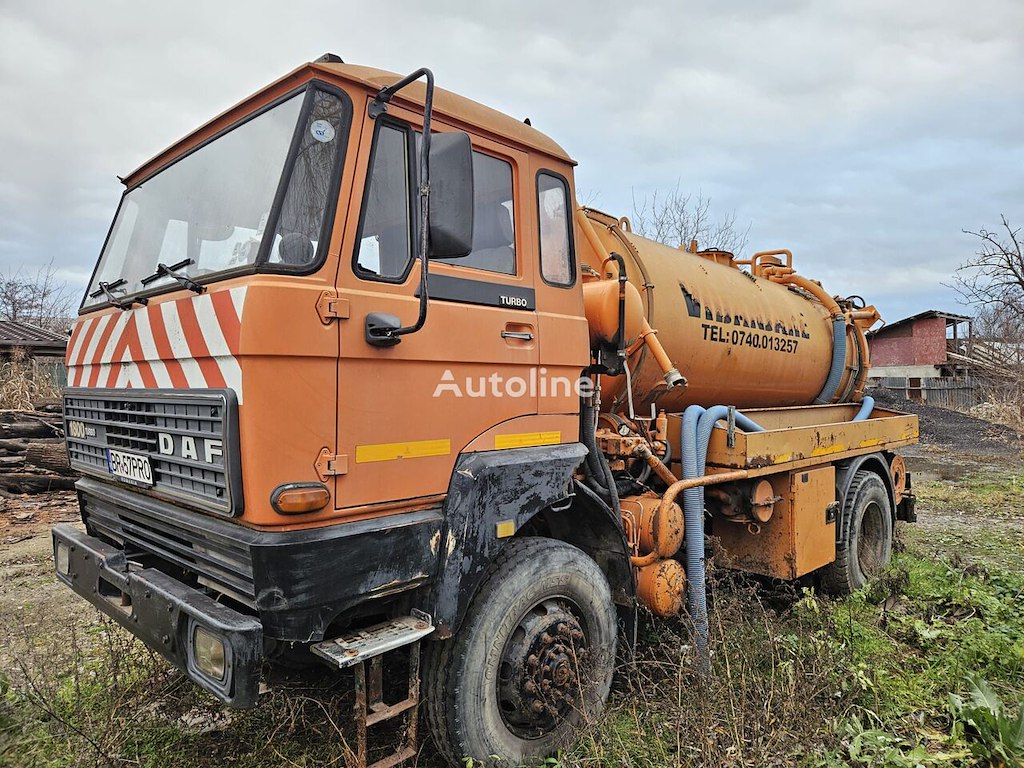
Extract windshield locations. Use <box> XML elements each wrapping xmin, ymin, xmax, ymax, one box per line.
<box><xmin>85</xmin><ymin>86</ymin><xmax>349</xmax><ymax>307</ymax></box>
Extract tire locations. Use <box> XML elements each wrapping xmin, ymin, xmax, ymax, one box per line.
<box><xmin>821</xmin><ymin>470</ymin><xmax>893</xmax><ymax>596</ymax></box>
<box><xmin>424</xmin><ymin>537</ymin><xmax>618</xmax><ymax>767</ymax></box>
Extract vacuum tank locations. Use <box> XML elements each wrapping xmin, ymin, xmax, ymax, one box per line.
<box><xmin>575</xmin><ymin>208</ymin><xmax>873</xmax><ymax>412</ymax></box>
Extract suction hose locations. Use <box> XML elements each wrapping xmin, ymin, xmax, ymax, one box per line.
<box><xmin>853</xmin><ymin>396</ymin><xmax>875</xmax><ymax>421</ymax></box>
<box><xmin>680</xmin><ymin>405</ymin><xmax>765</xmax><ymax>677</ymax></box>
<box><xmin>815</xmin><ymin>318</ymin><xmax>848</xmax><ymax>404</ymax></box>
<box><xmin>761</xmin><ymin>266</ymin><xmax>849</xmax><ymax>406</ymax></box>
<box><xmin>680</xmin><ymin>405</ymin><xmax>707</xmax><ymax>673</ymax></box>
<box><xmin>674</xmin><ymin>397</ymin><xmax>874</xmax><ymax>676</ymax></box>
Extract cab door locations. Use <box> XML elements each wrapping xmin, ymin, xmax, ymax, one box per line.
<box><xmin>333</xmin><ymin>103</ymin><xmax>539</xmax><ymax>512</ymax></box>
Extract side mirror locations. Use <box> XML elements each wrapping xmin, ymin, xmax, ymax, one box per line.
<box><xmin>428</xmin><ymin>132</ymin><xmax>474</xmax><ymax>258</ymax></box>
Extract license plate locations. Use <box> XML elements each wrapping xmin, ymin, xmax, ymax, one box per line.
<box><xmin>106</xmin><ymin>448</ymin><xmax>154</xmax><ymax>486</ymax></box>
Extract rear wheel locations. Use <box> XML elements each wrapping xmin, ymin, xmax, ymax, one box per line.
<box><xmin>821</xmin><ymin>470</ymin><xmax>893</xmax><ymax>595</ymax></box>
<box><xmin>424</xmin><ymin>537</ymin><xmax>617</xmax><ymax>767</ymax></box>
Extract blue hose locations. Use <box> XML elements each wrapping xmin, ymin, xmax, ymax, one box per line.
<box><xmin>680</xmin><ymin>404</ymin><xmax>765</xmax><ymax>677</ymax></box>
<box><xmin>678</xmin><ymin>396</ymin><xmax>877</xmax><ymax>676</ymax></box>
<box><xmin>815</xmin><ymin>317</ymin><xmax>847</xmax><ymax>404</ymax></box>
<box><xmin>853</xmin><ymin>396</ymin><xmax>874</xmax><ymax>421</ymax></box>
<box><xmin>680</xmin><ymin>405</ymin><xmax>707</xmax><ymax>672</ymax></box>
<box><xmin>697</xmin><ymin>406</ymin><xmax>765</xmax><ymax>471</ymax></box>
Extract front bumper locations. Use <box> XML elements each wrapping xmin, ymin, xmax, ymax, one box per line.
<box><xmin>52</xmin><ymin>524</ymin><xmax>263</xmax><ymax>708</ymax></box>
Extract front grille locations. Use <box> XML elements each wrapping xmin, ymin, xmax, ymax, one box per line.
<box><xmin>81</xmin><ymin>488</ymin><xmax>255</xmax><ymax>607</ymax></box>
<box><xmin>65</xmin><ymin>388</ymin><xmax>241</xmax><ymax>516</ymax></box>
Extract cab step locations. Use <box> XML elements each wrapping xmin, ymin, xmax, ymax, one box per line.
<box><xmin>311</xmin><ymin>612</ymin><xmax>435</xmax><ymax>669</ymax></box>
<box><xmin>312</xmin><ymin>612</ymin><xmax>435</xmax><ymax>768</ymax></box>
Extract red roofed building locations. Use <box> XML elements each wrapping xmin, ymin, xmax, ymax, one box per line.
<box><xmin>868</xmin><ymin>310</ymin><xmax>972</xmax><ymax>379</ymax></box>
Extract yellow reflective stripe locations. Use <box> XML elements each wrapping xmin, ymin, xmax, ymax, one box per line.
<box><xmin>494</xmin><ymin>431</ymin><xmax>561</xmax><ymax>450</ymax></box>
<box><xmin>355</xmin><ymin>438</ymin><xmax>451</xmax><ymax>463</ymax></box>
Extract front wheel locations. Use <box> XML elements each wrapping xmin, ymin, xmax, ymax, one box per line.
<box><xmin>424</xmin><ymin>537</ymin><xmax>618</xmax><ymax>767</ymax></box>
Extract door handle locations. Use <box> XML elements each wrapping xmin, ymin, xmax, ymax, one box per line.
<box><xmin>501</xmin><ymin>330</ymin><xmax>534</xmax><ymax>341</ymax></box>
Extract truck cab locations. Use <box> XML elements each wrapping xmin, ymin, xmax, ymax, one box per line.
<box><xmin>55</xmin><ymin>57</ymin><xmax>624</xmax><ymax>758</ymax></box>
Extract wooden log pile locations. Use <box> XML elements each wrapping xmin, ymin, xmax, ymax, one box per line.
<box><xmin>0</xmin><ymin>400</ymin><xmax>78</xmax><ymax>495</ymax></box>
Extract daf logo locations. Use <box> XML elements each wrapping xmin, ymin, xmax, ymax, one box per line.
<box><xmin>157</xmin><ymin>433</ymin><xmax>223</xmax><ymax>465</ymax></box>
<box><xmin>499</xmin><ymin>294</ymin><xmax>528</xmax><ymax>308</ymax></box>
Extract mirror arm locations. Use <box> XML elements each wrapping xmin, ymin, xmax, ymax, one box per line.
<box><xmin>366</xmin><ymin>68</ymin><xmax>434</xmax><ymax>347</ymax></box>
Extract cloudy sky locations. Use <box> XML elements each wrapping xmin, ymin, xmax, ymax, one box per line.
<box><xmin>2</xmin><ymin>0</ymin><xmax>1022</xmax><ymax>323</ymax></box>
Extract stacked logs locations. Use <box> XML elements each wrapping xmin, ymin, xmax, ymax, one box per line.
<box><xmin>0</xmin><ymin>401</ymin><xmax>77</xmax><ymax>495</ymax></box>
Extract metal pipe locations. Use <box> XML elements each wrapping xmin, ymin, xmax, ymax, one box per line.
<box><xmin>630</xmin><ymin>551</ymin><xmax>660</xmax><ymax>567</ymax></box>
<box><xmin>589</xmin><ymin>236</ymin><xmax>684</xmax><ymax>390</ymax></box>
<box><xmin>634</xmin><ymin>443</ymin><xmax>678</xmax><ymax>486</ymax></box>
<box><xmin>658</xmin><ymin>468</ymin><xmax>752</xmax><ymax>519</ymax></box>
<box><xmin>577</xmin><ymin>207</ymin><xmax>614</xmax><ymax>267</ymax></box>
<box><xmin>763</xmin><ymin>268</ymin><xmax>844</xmax><ymax>320</ymax></box>
<box><xmin>638</xmin><ymin>319</ymin><xmax>685</xmax><ymax>388</ymax></box>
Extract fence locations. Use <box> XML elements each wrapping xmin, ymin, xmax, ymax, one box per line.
<box><xmin>870</xmin><ymin>376</ymin><xmax>979</xmax><ymax>410</ymax></box>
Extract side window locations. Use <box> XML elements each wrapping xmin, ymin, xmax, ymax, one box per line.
<box><xmin>444</xmin><ymin>153</ymin><xmax>516</xmax><ymax>275</ymax></box>
<box><xmin>537</xmin><ymin>172</ymin><xmax>574</xmax><ymax>286</ymax></box>
<box><xmin>267</xmin><ymin>89</ymin><xmax>348</xmax><ymax>270</ymax></box>
<box><xmin>355</xmin><ymin>124</ymin><xmax>412</xmax><ymax>280</ymax></box>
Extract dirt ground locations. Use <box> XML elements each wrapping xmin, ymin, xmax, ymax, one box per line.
<box><xmin>1</xmin><ymin>400</ymin><xmax>1021</xmax><ymax>766</ymax></box>
<box><xmin>0</xmin><ymin>493</ymin><xmax>86</xmax><ymax>629</ymax></box>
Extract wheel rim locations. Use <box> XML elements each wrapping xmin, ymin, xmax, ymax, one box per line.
<box><xmin>858</xmin><ymin>500</ymin><xmax>886</xmax><ymax>576</ymax></box>
<box><xmin>496</xmin><ymin>596</ymin><xmax>591</xmax><ymax>739</ymax></box>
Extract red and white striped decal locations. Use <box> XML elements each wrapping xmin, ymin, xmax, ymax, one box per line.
<box><xmin>66</xmin><ymin>287</ymin><xmax>247</xmax><ymax>403</ymax></box>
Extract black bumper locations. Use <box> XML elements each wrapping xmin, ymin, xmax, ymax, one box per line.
<box><xmin>52</xmin><ymin>524</ymin><xmax>263</xmax><ymax>708</ymax></box>
<box><xmin>75</xmin><ymin>477</ymin><xmax>443</xmax><ymax>642</ymax></box>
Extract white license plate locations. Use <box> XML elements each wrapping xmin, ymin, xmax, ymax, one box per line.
<box><xmin>106</xmin><ymin>449</ymin><xmax>154</xmax><ymax>486</ymax></box>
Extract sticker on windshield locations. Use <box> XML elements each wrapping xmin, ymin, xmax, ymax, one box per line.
<box><xmin>310</xmin><ymin>120</ymin><xmax>335</xmax><ymax>143</ymax></box>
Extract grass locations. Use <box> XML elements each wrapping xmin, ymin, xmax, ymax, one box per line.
<box><xmin>0</xmin><ymin>347</ymin><xmax>62</xmax><ymax>411</ymax></box>
<box><xmin>2</xmin><ymin>465</ymin><xmax>1023</xmax><ymax>767</ymax></box>
<box><xmin>0</xmin><ymin>618</ymin><xmax>366</xmax><ymax>768</ymax></box>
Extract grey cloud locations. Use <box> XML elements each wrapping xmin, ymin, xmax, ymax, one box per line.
<box><xmin>1</xmin><ymin>0</ymin><xmax>1021</xmax><ymax>324</ymax></box>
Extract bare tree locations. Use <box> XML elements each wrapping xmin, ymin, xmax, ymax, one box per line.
<box><xmin>954</xmin><ymin>217</ymin><xmax>1024</xmax><ymax>420</ymax></box>
<box><xmin>631</xmin><ymin>184</ymin><xmax>750</xmax><ymax>256</ymax></box>
<box><xmin>0</xmin><ymin>261</ymin><xmax>75</xmax><ymax>332</ymax></box>
<box><xmin>955</xmin><ymin>216</ymin><xmax>1024</xmax><ymax>324</ymax></box>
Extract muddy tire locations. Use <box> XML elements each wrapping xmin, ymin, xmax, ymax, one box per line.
<box><xmin>821</xmin><ymin>470</ymin><xmax>893</xmax><ymax>596</ymax></box>
<box><xmin>423</xmin><ymin>537</ymin><xmax>617</xmax><ymax>767</ymax></box>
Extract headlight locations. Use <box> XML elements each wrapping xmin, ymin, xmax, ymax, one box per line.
<box><xmin>56</xmin><ymin>542</ymin><xmax>70</xmax><ymax>575</ymax></box>
<box><xmin>193</xmin><ymin>626</ymin><xmax>227</xmax><ymax>681</ymax></box>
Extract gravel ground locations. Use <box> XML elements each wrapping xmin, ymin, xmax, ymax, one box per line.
<box><xmin>873</xmin><ymin>388</ymin><xmax>1022</xmax><ymax>456</ymax></box>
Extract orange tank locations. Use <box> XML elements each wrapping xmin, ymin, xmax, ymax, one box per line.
<box><xmin>576</xmin><ymin>208</ymin><xmax>872</xmax><ymax>412</ymax></box>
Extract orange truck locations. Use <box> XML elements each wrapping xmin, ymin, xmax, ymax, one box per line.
<box><xmin>53</xmin><ymin>55</ymin><xmax>918</xmax><ymax>767</ymax></box>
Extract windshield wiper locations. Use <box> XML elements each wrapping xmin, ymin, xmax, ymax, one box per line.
<box><xmin>140</xmin><ymin>258</ymin><xmax>204</xmax><ymax>294</ymax></box>
<box><xmin>88</xmin><ymin>278</ymin><xmax>148</xmax><ymax>310</ymax></box>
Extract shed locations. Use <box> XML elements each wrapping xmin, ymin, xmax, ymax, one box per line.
<box><xmin>0</xmin><ymin>320</ymin><xmax>69</xmax><ymax>386</ymax></box>
<box><xmin>867</xmin><ymin>310</ymin><xmax>972</xmax><ymax>379</ymax></box>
